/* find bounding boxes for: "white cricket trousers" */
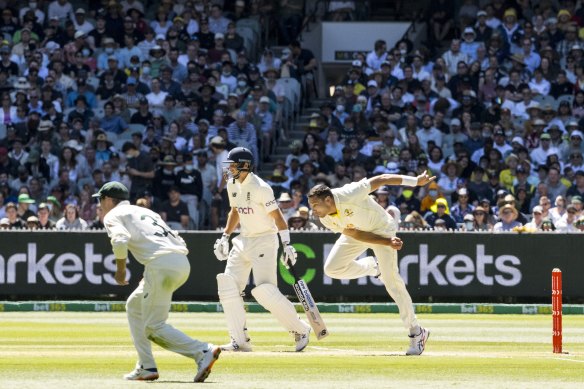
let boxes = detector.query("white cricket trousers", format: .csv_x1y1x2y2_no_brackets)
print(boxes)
324,234,419,329
126,253,209,370
225,234,280,290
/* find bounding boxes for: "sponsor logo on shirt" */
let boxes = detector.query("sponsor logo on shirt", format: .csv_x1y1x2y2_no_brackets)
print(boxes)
236,206,254,214
265,199,276,207
344,209,354,217
232,192,237,197
247,192,251,201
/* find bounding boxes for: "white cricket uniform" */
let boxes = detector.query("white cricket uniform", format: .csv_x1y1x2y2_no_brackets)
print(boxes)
104,201,209,370
319,179,419,329
220,173,308,342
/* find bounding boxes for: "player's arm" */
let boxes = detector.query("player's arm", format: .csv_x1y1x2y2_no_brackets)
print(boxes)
269,208,288,231
368,170,436,192
104,216,131,285
342,228,403,250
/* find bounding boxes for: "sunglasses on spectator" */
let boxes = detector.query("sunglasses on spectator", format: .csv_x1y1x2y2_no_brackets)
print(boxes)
568,210,576,214
437,204,446,208
502,210,513,215
541,202,551,206
571,154,582,158
474,212,485,216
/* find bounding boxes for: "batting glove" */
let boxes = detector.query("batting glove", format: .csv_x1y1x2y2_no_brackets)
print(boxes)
281,243,297,268
213,233,230,261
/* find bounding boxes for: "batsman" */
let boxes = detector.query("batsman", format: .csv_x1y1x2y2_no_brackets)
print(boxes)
213,147,311,352
307,171,435,355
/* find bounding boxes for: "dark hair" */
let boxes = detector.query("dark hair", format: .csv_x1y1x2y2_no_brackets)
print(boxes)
307,184,333,201
121,142,137,152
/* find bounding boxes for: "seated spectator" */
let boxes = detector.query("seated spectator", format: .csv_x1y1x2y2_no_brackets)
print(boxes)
159,186,190,230
0,217,9,229
493,204,522,231
401,211,429,230
4,202,24,229
56,204,88,230
424,198,457,230
471,206,493,231
524,205,544,231
541,218,556,231
36,202,56,229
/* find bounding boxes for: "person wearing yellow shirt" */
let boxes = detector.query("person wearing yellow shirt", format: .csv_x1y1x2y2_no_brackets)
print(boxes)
499,153,519,190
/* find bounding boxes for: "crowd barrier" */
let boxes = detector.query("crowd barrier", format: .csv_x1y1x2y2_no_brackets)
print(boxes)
0,231,581,301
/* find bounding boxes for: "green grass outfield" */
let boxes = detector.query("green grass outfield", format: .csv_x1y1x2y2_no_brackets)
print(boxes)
1,312,583,389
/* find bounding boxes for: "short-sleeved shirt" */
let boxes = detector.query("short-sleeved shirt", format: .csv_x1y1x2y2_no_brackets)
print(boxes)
319,179,396,236
227,173,279,237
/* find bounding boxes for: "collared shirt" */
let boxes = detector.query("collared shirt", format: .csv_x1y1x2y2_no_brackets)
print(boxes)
319,179,396,236
227,173,279,237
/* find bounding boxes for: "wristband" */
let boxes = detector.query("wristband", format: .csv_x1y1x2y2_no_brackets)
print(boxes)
278,229,291,245
222,232,231,239
401,176,418,187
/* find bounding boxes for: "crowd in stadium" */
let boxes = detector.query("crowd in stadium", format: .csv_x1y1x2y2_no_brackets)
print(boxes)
1,0,584,232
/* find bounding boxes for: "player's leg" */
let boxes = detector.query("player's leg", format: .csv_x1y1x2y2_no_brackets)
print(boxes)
218,237,253,351
324,235,378,279
124,280,159,381
373,244,429,355
250,235,311,351
142,254,216,358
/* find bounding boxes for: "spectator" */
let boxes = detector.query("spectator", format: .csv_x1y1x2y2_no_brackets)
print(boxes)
493,204,522,231
159,185,190,230
55,203,88,230
556,204,579,231
5,202,24,229
424,198,457,230
121,142,155,201
472,206,493,231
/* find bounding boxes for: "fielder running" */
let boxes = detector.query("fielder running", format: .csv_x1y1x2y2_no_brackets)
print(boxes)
93,181,220,382
307,171,435,355
214,147,311,352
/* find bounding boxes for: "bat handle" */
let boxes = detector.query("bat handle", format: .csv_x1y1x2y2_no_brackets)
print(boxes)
287,263,301,282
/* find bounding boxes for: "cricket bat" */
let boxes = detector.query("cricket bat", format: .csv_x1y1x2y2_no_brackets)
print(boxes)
288,264,329,340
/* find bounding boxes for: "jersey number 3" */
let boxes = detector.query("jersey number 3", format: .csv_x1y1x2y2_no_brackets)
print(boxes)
141,214,176,238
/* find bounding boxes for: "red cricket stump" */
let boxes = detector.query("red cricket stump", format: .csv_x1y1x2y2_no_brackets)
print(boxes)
552,268,562,353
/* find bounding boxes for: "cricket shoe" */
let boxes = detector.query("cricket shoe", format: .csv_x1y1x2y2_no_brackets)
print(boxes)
293,327,311,352
219,339,252,352
194,345,221,383
123,367,159,381
406,327,430,355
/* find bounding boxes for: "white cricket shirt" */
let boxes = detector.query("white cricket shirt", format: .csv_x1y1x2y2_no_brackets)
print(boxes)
227,173,279,237
104,201,188,265
319,179,397,236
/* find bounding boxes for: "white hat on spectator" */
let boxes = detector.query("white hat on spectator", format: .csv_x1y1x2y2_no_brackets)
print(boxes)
367,80,378,88
0,217,9,226
155,34,166,41
259,96,270,104
215,32,224,40
236,0,246,6
571,44,583,51
567,119,579,127
571,130,584,139
511,136,525,146
357,95,367,102
464,214,474,222
63,139,83,152
74,30,85,39
75,8,86,14
463,27,475,35
526,101,540,110
386,161,399,173
533,205,544,214
45,41,60,52
352,60,362,67
546,17,558,25
38,120,54,132
451,118,461,126
533,118,546,126
102,37,115,45
477,10,487,17
210,136,225,145
457,187,468,196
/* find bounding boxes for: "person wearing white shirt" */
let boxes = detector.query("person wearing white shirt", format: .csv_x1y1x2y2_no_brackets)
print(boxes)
365,39,388,72
145,78,168,109
530,133,559,166
93,181,221,382
71,8,94,35
48,0,73,25
325,128,345,162
19,0,45,24
412,54,431,81
529,68,551,95
213,147,311,352
307,171,435,355
416,114,443,152
441,39,470,76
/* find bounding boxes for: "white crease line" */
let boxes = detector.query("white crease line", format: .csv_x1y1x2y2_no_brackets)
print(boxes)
308,346,357,352
549,357,584,363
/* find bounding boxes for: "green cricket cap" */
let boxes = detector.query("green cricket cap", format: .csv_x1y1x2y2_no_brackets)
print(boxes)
18,193,36,204
92,181,129,200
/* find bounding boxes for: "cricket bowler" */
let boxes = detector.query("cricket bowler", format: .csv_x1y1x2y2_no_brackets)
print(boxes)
93,181,220,382
214,147,311,352
307,171,435,355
